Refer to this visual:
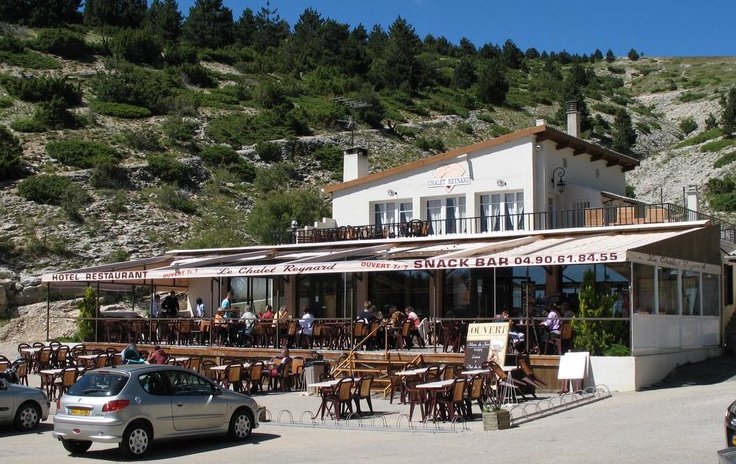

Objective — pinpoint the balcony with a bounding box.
[273,203,736,245]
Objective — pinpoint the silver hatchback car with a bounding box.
[0,378,50,430]
[53,364,262,458]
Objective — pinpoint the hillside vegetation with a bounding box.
[1,1,736,284]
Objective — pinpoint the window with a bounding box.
[682,270,701,315]
[702,272,720,316]
[165,370,215,395]
[426,196,466,234]
[374,201,413,227]
[139,372,168,395]
[658,267,679,315]
[480,192,524,232]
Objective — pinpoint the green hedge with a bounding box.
[18,174,83,205]
[46,139,120,168]
[89,100,152,119]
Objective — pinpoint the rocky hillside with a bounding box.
[2,23,736,318]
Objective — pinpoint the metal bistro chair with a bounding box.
[352,374,374,416]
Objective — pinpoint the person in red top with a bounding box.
[147,345,168,364]
[260,304,275,320]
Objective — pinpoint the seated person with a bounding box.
[147,345,168,364]
[496,309,525,351]
[539,305,562,344]
[122,343,143,363]
[238,305,257,346]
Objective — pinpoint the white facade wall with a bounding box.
[331,136,628,229]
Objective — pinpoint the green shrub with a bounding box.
[676,128,722,148]
[77,287,97,341]
[18,174,88,206]
[457,122,474,135]
[254,163,295,193]
[0,35,24,53]
[313,145,343,174]
[89,65,174,114]
[89,100,152,119]
[173,63,217,88]
[162,116,198,142]
[679,117,698,135]
[702,139,735,152]
[205,111,294,147]
[46,139,120,168]
[708,191,736,212]
[10,117,46,132]
[3,75,82,105]
[679,91,706,103]
[606,66,625,74]
[0,96,13,108]
[153,184,197,214]
[31,28,91,60]
[592,102,619,115]
[147,152,194,186]
[415,137,446,152]
[117,129,162,152]
[395,125,418,138]
[111,29,162,65]
[32,97,82,129]
[604,343,631,356]
[255,141,282,163]
[0,49,60,69]
[714,151,736,169]
[230,159,257,183]
[0,126,24,180]
[199,145,239,166]
[90,164,130,189]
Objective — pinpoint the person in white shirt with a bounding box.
[195,297,205,318]
[298,305,315,348]
[150,294,161,318]
[238,304,257,346]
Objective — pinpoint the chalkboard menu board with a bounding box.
[464,322,509,369]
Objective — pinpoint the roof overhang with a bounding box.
[41,223,718,287]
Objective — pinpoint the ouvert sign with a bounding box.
[464,322,510,369]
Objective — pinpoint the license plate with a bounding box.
[69,408,91,416]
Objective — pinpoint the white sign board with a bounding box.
[557,351,589,380]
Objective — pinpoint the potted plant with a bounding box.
[482,403,510,431]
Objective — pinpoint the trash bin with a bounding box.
[304,361,327,393]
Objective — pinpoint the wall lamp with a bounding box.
[387,189,398,197]
[551,167,566,194]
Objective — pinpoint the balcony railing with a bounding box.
[273,203,736,245]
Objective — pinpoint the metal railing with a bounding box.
[281,203,736,245]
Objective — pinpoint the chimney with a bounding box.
[342,147,369,182]
[686,184,699,214]
[566,101,580,137]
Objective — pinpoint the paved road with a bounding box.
[1,356,735,463]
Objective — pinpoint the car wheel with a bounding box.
[14,401,41,431]
[119,421,152,458]
[62,439,92,455]
[228,408,253,440]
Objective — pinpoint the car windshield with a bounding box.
[67,371,129,397]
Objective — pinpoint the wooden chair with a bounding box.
[352,374,374,415]
[489,362,526,403]
[517,355,547,388]
[436,378,467,421]
[441,364,457,380]
[424,365,441,382]
[15,360,29,386]
[352,321,367,350]
[321,377,354,420]
[94,353,109,369]
[265,358,291,392]
[201,359,219,382]
[464,374,486,417]
[17,343,30,358]
[36,347,53,372]
[405,378,428,422]
[245,361,265,394]
[224,364,244,392]
[189,355,203,373]
[52,367,78,400]
[290,357,306,391]
[386,366,405,404]
[53,345,70,368]
[397,319,413,349]
[543,322,573,355]
[69,345,86,367]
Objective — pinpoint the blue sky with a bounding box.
[175,0,735,57]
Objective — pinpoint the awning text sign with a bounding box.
[42,250,627,283]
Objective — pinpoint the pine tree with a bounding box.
[592,49,603,61]
[477,58,508,105]
[611,108,637,154]
[453,56,476,89]
[605,49,615,62]
[182,0,234,49]
[627,48,640,61]
[84,0,147,28]
[146,0,182,44]
[371,17,423,92]
[0,126,24,180]
[721,88,736,135]
[501,39,524,69]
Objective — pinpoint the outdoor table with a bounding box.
[210,363,252,383]
[416,379,455,422]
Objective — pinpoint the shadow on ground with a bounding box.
[643,355,736,390]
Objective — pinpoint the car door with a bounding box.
[136,371,176,437]
[0,380,15,423]
[165,370,228,431]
